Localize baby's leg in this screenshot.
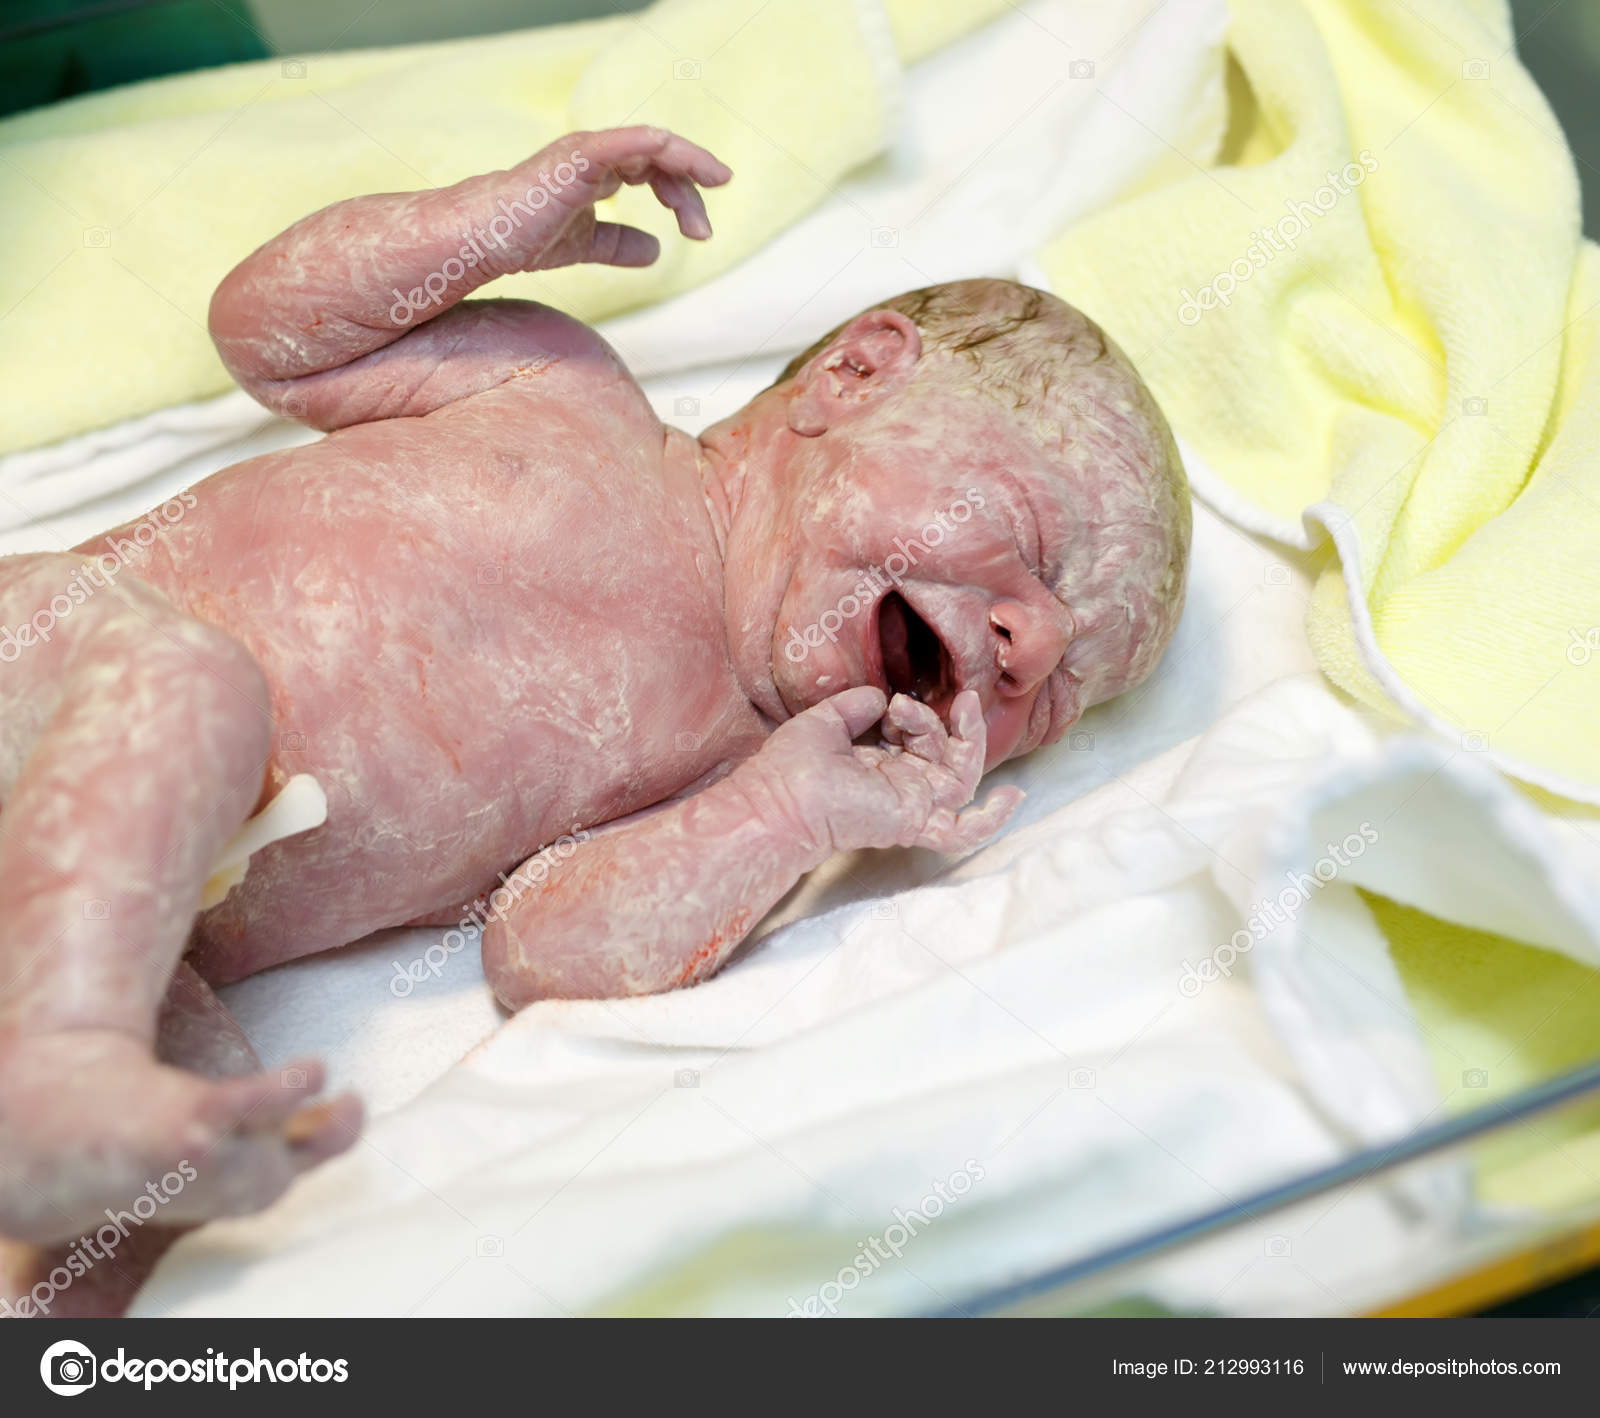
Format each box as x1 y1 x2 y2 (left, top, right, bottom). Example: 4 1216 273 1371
0 555 358 1247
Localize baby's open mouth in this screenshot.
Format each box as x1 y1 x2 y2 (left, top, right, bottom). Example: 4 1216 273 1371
877 591 955 705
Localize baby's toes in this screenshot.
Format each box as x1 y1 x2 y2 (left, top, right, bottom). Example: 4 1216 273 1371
198 1057 326 1136
163 1105 361 1225
160 1062 360 1223
167 1135 298 1222
284 1093 364 1168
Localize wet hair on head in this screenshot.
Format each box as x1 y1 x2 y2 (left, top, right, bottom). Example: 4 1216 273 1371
782 279 1115 416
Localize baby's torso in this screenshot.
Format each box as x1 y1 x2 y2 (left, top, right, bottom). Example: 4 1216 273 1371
80 381 768 977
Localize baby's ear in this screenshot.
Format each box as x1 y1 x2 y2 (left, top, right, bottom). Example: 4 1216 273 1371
787 309 921 436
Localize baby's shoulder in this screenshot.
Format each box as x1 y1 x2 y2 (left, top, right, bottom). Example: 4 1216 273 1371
471 302 658 442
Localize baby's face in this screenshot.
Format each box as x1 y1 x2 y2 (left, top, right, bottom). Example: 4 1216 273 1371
764 388 1114 769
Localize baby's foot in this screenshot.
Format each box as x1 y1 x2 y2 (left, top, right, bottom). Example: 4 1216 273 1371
0 1029 360 1246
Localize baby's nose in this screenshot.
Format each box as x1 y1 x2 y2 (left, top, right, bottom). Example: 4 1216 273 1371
989 598 1070 696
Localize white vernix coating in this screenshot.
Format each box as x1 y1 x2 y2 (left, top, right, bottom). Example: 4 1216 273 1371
0 128 1189 1260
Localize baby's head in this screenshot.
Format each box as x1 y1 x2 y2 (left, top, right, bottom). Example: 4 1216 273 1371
711 279 1190 768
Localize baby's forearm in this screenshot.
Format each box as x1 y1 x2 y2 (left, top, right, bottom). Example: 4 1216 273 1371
482 774 826 1007
209 151 585 386
482 689 1019 1007
209 126 725 405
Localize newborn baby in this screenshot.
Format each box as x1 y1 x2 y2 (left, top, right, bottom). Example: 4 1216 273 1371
0 127 1189 1261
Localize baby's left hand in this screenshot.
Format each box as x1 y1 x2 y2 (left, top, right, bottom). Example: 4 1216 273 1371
733 687 1023 859
511 125 732 272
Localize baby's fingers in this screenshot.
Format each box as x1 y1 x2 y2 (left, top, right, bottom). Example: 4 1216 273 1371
888 694 946 761
917 786 1024 854
808 685 889 744
648 171 712 239
575 126 732 189
586 221 661 267
939 689 989 795
639 128 733 186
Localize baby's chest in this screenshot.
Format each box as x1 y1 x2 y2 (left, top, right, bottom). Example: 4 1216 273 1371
407 517 758 789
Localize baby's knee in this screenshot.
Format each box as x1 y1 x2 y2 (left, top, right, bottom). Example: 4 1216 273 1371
13 568 278 814
0 553 114 662
0 554 264 712
136 621 274 814
154 615 271 720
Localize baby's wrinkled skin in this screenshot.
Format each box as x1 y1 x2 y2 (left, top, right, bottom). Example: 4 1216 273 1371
0 127 1189 1285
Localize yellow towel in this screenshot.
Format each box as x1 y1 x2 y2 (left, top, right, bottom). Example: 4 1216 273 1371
1036 0 1600 1211
0 0 1004 457
1036 0 1600 804
1371 895 1600 1211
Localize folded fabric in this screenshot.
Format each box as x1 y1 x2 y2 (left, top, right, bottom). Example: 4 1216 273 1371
132 667 1600 1318
0 0 1012 458
1032 0 1600 804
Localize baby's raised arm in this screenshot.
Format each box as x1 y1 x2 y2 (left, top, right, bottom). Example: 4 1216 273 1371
207 127 729 427
483 690 1021 1005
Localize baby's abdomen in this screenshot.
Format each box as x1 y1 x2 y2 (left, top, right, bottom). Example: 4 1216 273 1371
118 427 755 981
183 651 639 980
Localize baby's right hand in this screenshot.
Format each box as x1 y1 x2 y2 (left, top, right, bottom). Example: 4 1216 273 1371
735 687 1023 860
